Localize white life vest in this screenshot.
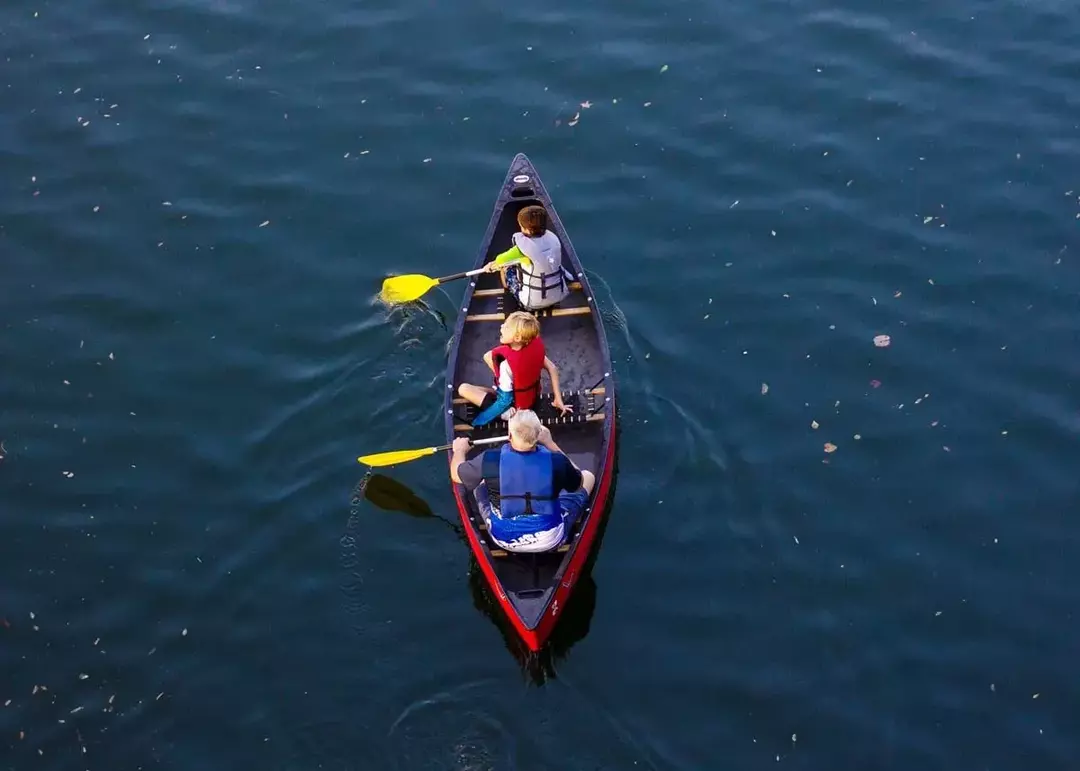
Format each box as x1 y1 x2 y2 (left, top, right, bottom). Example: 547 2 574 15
512 231 568 309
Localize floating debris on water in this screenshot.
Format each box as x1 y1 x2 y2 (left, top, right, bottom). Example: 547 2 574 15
873 334 891 347
824 442 837 453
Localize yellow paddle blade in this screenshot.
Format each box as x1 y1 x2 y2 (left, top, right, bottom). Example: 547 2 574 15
380 274 439 304
357 445 439 468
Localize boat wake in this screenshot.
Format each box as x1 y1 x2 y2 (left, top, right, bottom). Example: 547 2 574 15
385 673 670 771
387 679 517 771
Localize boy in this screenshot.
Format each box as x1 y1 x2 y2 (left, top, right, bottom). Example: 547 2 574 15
484 205 570 310
457 310 573 426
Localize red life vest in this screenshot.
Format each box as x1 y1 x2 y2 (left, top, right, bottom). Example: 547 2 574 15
491 338 546 409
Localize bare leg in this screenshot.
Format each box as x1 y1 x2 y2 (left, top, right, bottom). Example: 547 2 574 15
458 383 493 407
580 469 596 495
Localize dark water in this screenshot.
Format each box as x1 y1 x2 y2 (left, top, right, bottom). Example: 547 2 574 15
2 0 1079 767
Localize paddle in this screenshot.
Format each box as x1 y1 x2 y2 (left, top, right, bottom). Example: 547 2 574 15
381 267 488 304
357 434 508 468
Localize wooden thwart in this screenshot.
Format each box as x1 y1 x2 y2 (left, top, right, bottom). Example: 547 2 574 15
472 282 582 298
466 306 591 322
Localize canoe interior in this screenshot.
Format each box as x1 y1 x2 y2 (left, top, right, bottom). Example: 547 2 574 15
446 184 613 631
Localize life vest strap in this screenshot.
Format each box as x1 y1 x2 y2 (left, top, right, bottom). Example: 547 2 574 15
520 268 566 300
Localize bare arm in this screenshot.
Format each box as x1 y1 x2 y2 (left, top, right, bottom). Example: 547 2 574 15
537 426 576 469
450 437 470 483
483 350 495 374
543 357 572 414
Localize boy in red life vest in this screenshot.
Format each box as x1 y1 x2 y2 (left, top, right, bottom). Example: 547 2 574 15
457 311 573 427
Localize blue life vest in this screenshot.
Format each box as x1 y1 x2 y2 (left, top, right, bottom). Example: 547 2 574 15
480 445 561 541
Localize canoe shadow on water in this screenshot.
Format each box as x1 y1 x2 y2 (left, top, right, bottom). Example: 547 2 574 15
355 455 619 686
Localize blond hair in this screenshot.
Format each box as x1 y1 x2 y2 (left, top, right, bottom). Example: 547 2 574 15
508 409 542 448
503 311 540 345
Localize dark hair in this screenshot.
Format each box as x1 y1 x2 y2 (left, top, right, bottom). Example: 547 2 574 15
517 205 548 236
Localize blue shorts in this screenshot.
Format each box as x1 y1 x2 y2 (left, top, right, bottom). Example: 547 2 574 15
474 486 590 545
505 265 523 296
472 389 514 426
558 488 589 532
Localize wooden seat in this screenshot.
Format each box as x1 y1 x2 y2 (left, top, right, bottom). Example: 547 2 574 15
453 386 604 407
453 385 608 434
455 413 603 433
490 543 570 558
465 306 591 322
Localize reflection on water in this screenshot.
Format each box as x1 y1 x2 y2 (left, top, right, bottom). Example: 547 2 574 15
467 557 598 686
361 472 440 520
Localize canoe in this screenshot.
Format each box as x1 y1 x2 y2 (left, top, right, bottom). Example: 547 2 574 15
443 153 619 652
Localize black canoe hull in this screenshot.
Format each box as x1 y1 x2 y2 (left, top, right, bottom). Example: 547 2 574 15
443 154 618 651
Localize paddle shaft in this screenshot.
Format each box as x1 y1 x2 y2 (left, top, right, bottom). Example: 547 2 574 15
437 267 487 284
435 434 508 453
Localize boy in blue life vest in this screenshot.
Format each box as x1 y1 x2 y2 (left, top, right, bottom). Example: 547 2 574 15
483 205 571 311
450 410 596 553
456 311 573 427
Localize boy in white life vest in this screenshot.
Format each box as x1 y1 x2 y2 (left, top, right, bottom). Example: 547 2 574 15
483 205 570 310
457 311 573 427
